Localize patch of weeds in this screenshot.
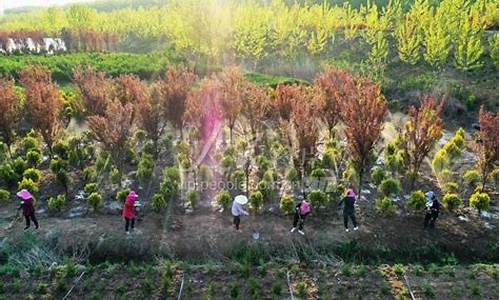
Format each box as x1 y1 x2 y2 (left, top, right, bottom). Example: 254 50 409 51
442 265 456 277
393 264 405 275
229 281 239 299
239 262 251 279
271 282 282 296
336 284 346 296
36 283 48 294
11 279 21 293
469 281 480 296
380 282 391 295
56 277 67 293
116 282 127 295
290 264 300 276
296 281 307 296
340 263 351 276
248 277 261 299
427 263 439 276
412 264 424 276
141 277 153 295
0 282 4 293
354 264 367 276
422 282 435 298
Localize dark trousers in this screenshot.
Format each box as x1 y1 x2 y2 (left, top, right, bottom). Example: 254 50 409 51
424 211 438 228
233 216 240 230
293 212 306 230
24 212 38 229
343 210 357 229
125 217 135 232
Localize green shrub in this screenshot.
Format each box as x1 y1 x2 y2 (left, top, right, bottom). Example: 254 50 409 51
22 168 42 183
438 169 453 182
375 197 397 216
12 157 27 176
52 142 69 160
0 162 18 188
116 189 131 203
432 149 449 171
407 190 427 212
21 135 39 154
371 167 386 185
109 167 121 185
443 182 459 193
215 190 232 211
322 148 337 169
160 166 180 200
50 158 68 174
84 183 97 195
0 189 10 202
151 193 167 212
96 151 110 172
87 192 103 211
286 168 299 183
231 170 245 191
463 169 481 187
310 168 327 178
443 193 462 210
198 164 212 183
378 177 401 196
308 189 329 208
257 180 271 201
26 150 42 167
469 192 490 212
280 195 295 214
18 178 39 195
137 153 154 186
186 190 199 209
48 194 66 211
83 166 97 183
249 191 264 213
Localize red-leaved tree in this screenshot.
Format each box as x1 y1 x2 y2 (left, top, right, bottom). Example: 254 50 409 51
220 68 245 144
0 77 20 155
19 66 63 155
337 72 387 196
157 65 197 139
474 106 499 191
402 95 445 188
136 84 166 157
314 68 346 138
88 100 134 182
272 84 301 147
72 65 112 117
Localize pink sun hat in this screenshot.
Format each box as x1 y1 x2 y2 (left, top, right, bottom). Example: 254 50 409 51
346 189 356 197
128 191 139 199
16 189 33 200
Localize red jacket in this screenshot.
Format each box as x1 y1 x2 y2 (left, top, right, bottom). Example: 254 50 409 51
122 196 135 219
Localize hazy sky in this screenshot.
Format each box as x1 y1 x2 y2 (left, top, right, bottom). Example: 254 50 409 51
3 0 88 10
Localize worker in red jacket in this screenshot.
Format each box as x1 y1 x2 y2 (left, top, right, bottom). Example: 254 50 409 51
122 191 138 234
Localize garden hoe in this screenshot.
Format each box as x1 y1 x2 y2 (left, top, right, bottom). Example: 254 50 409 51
5 211 21 231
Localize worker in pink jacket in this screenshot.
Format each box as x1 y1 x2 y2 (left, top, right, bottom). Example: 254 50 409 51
122 191 138 234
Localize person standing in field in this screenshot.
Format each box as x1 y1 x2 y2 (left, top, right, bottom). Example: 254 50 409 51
122 191 139 235
290 197 311 235
231 194 249 232
17 189 39 230
424 191 440 229
339 188 358 232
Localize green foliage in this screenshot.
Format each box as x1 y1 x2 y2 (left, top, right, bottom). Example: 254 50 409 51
215 190 232 211
96 151 111 173
12 157 28 177
160 166 180 201
48 194 66 211
453 12 483 71
257 180 271 201
26 151 42 167
151 193 167 212
83 166 97 183
442 193 462 211
137 153 154 186
84 182 97 195
109 167 121 185
249 191 264 213
310 168 327 178
308 189 329 208
198 164 212 183
52 141 69 160
407 190 427 212
0 189 10 202
463 169 481 187
186 190 199 209
0 162 18 188
375 196 397 216
21 135 39 155
231 170 246 191
371 167 386 185
488 32 499 69
18 178 39 195
395 14 421 65
322 148 337 170
87 192 103 210
50 158 68 174
116 188 131 203
423 16 450 68
378 177 401 196
469 192 490 212
286 168 299 183
443 182 459 193
280 194 295 215
22 168 42 183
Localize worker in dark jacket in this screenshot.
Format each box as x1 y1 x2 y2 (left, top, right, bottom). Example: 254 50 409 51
17 189 39 230
424 191 440 229
338 189 358 232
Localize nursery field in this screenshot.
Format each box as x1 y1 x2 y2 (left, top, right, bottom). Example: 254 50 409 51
0 0 499 299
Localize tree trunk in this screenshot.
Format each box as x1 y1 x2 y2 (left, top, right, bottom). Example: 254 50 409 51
358 171 364 201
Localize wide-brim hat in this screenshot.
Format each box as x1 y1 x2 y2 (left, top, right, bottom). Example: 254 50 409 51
235 195 248 205
346 189 356 197
16 189 33 200
128 191 139 199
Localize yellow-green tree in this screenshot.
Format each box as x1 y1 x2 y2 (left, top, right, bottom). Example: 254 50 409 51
454 12 484 71
395 15 421 65
488 32 499 69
